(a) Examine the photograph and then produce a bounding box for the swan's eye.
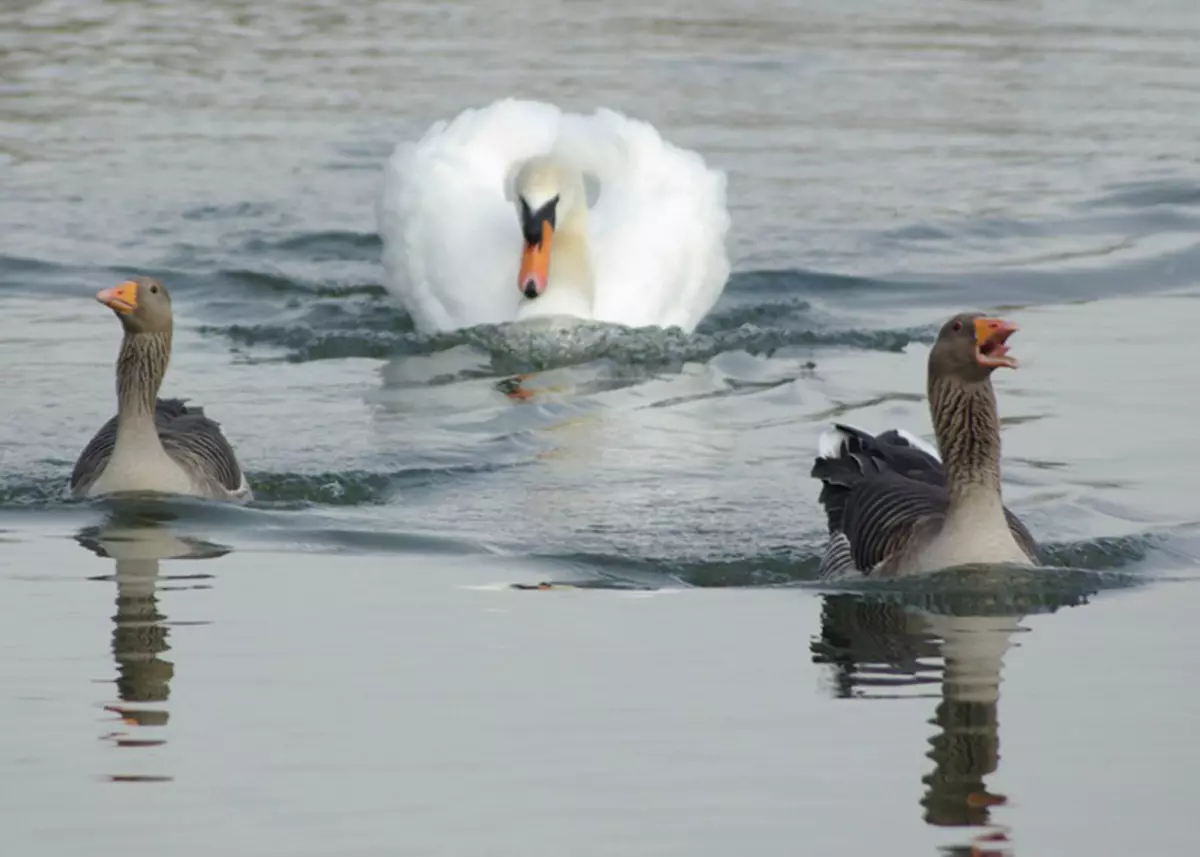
[150,284,158,294]
[952,319,962,332]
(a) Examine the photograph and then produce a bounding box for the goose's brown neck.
[927,374,1002,502]
[116,331,171,423]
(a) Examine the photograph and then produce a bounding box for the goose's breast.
[87,447,197,497]
[912,522,1033,572]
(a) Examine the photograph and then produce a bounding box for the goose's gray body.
[70,398,251,501]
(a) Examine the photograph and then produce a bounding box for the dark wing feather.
[70,414,120,494]
[153,398,194,420]
[812,424,943,533]
[819,533,857,580]
[837,424,945,484]
[1004,508,1039,562]
[837,474,948,573]
[158,405,246,493]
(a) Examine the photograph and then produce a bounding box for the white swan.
[377,99,731,334]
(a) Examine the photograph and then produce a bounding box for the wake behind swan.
[377,99,731,334]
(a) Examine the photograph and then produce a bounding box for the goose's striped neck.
[116,330,171,423]
[928,375,1002,503]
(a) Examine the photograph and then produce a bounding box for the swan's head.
[95,276,174,335]
[512,156,584,300]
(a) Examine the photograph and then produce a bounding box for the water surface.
[3,0,1200,854]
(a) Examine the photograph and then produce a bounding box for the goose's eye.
[952,320,962,332]
[150,284,158,294]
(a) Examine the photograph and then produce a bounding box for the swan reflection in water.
[810,575,1097,856]
[76,505,230,784]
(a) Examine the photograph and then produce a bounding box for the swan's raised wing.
[560,109,731,332]
[378,100,563,333]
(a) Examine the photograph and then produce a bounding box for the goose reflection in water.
[76,506,230,784]
[810,574,1098,856]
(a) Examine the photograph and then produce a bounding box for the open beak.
[518,220,553,300]
[96,280,139,314]
[974,317,1019,369]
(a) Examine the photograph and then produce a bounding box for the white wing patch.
[815,423,941,463]
[816,426,855,459]
[895,429,941,462]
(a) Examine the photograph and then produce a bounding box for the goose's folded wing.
[838,476,950,575]
[832,423,945,485]
[869,430,946,485]
[1004,508,1039,562]
[840,476,1039,573]
[69,415,119,494]
[159,408,245,493]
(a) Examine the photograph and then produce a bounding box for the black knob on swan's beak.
[522,281,540,299]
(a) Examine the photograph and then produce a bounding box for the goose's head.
[929,312,1019,383]
[96,276,174,335]
[512,156,585,300]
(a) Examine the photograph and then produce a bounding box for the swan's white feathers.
[571,108,730,331]
[378,99,730,333]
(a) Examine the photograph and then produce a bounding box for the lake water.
[3,0,1200,854]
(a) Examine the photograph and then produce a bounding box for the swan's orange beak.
[519,220,553,300]
[96,280,139,314]
[974,317,1018,369]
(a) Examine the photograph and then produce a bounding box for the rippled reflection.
[810,577,1097,855]
[76,508,230,784]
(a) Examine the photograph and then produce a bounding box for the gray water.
[3,0,1200,854]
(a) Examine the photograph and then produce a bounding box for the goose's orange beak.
[519,220,553,299]
[96,280,139,314]
[974,317,1018,369]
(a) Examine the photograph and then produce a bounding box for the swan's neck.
[553,203,594,293]
[928,375,1006,524]
[114,331,170,453]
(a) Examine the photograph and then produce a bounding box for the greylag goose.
[811,312,1037,578]
[69,277,252,502]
